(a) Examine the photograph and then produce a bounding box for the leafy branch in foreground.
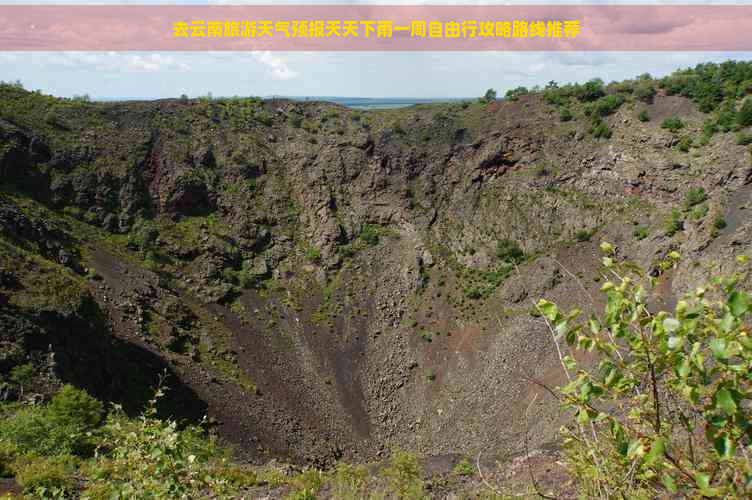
[538,243,752,498]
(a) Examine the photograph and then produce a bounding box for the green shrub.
[359,224,380,245]
[330,463,368,499]
[256,110,272,126]
[661,116,684,132]
[0,406,90,457]
[127,218,158,253]
[13,455,78,496]
[738,98,752,127]
[496,239,524,263]
[588,117,612,139]
[559,107,573,122]
[381,451,425,499]
[86,390,233,498]
[505,86,529,101]
[717,99,739,132]
[735,132,752,145]
[638,110,650,122]
[575,229,595,242]
[48,384,103,430]
[632,225,649,241]
[544,246,752,497]
[482,88,497,103]
[634,80,656,103]
[677,136,693,152]
[305,246,320,263]
[0,386,102,457]
[691,204,709,221]
[10,363,34,395]
[452,458,474,477]
[714,214,728,230]
[574,79,605,102]
[288,467,325,499]
[0,441,19,477]
[595,94,625,117]
[664,209,683,236]
[684,187,708,208]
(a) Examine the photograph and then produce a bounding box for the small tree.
[10,363,34,397]
[482,88,497,103]
[738,98,752,128]
[634,80,657,103]
[539,244,752,497]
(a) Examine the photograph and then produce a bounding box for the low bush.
[13,455,78,497]
[359,224,381,245]
[452,458,475,477]
[684,187,708,208]
[736,133,752,145]
[588,117,612,139]
[0,384,255,498]
[638,110,650,122]
[661,116,684,132]
[380,451,425,499]
[0,404,91,457]
[0,441,19,477]
[634,80,656,103]
[632,225,649,241]
[575,229,596,242]
[738,98,752,127]
[47,384,103,430]
[496,239,524,263]
[677,136,693,152]
[559,107,573,122]
[664,209,683,237]
[594,94,625,117]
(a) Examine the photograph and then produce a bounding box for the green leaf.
[635,285,646,304]
[710,338,730,360]
[627,439,644,459]
[676,357,690,379]
[588,317,601,335]
[712,432,736,460]
[537,299,559,322]
[716,387,737,416]
[694,472,710,490]
[729,290,750,318]
[667,336,685,350]
[663,317,680,333]
[720,312,736,333]
[562,355,577,371]
[661,473,677,493]
[645,437,666,466]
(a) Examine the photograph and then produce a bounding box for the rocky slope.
[1,71,751,471]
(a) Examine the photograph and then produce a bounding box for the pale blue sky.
[1,0,751,99]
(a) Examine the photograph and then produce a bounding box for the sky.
[1,0,752,99]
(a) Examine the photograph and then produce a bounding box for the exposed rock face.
[1,87,751,466]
